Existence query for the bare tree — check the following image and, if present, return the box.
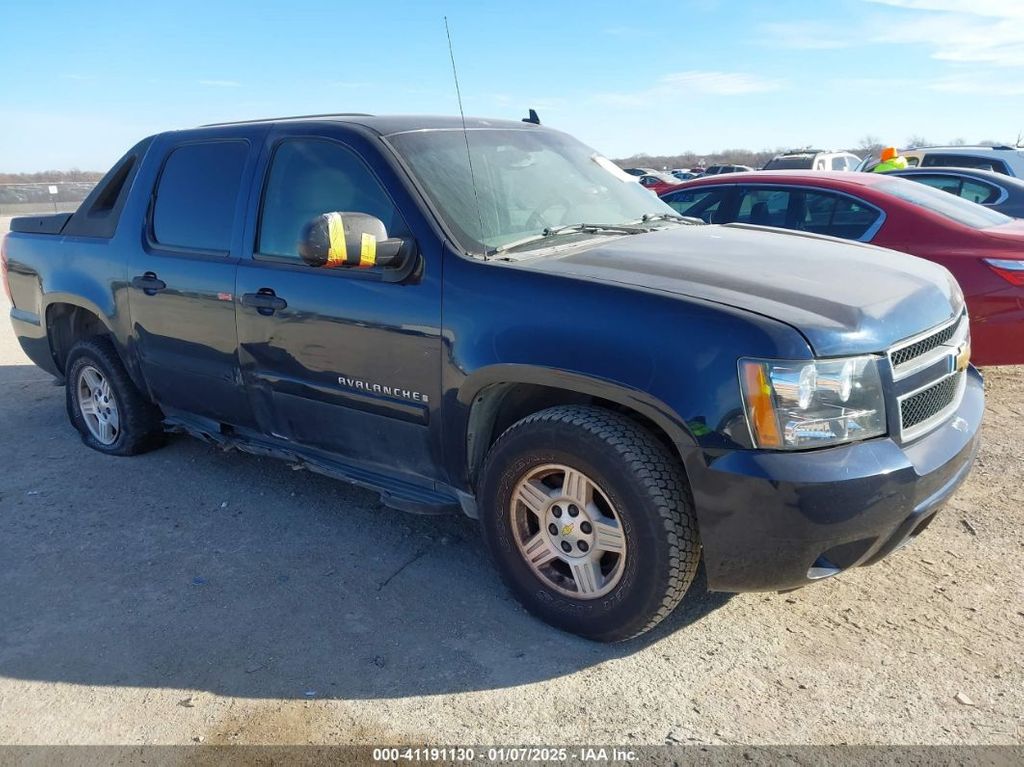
[615,147,784,171]
[857,135,884,157]
[905,135,930,148]
[0,169,104,184]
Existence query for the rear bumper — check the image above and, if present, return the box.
[9,306,60,377]
[690,366,983,592]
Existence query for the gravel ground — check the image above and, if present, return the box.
[0,216,1021,746]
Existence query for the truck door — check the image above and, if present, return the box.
[234,131,444,482]
[126,129,263,428]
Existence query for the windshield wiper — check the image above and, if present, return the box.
[634,212,705,227]
[491,222,647,255]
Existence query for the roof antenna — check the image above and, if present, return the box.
[444,16,486,252]
[523,109,541,125]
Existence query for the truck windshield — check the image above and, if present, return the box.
[387,128,677,254]
[877,177,1012,229]
[762,156,815,170]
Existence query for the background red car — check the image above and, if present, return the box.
[661,171,1024,366]
[637,172,685,196]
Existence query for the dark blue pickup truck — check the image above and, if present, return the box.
[2,115,982,640]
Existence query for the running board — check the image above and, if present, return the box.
[162,413,461,516]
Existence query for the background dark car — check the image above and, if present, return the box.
[622,166,658,177]
[702,164,753,175]
[888,167,1024,219]
[671,170,699,181]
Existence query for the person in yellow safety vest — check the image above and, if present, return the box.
[873,146,909,173]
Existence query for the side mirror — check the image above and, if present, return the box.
[298,212,410,270]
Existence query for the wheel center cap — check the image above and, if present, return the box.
[545,500,596,558]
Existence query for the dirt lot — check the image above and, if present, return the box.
[0,215,1021,746]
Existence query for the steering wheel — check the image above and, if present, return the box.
[525,193,572,231]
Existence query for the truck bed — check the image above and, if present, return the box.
[10,213,74,235]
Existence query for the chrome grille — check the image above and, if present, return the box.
[890,321,958,368]
[901,374,960,431]
[889,310,970,442]
[888,312,967,380]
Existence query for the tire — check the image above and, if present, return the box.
[478,405,701,642]
[65,336,165,456]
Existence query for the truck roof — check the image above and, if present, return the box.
[197,113,542,135]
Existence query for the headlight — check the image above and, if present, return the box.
[739,356,886,449]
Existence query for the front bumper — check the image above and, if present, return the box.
[689,366,983,592]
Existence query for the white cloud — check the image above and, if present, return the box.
[759,21,853,50]
[928,75,1024,95]
[863,0,1024,67]
[661,72,784,94]
[199,80,242,87]
[864,0,1024,17]
[593,70,784,107]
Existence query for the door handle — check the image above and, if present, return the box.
[131,272,166,295]
[241,289,287,315]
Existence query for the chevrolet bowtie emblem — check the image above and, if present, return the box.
[561,523,574,536]
[955,341,971,373]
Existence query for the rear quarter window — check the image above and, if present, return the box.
[152,140,249,252]
[961,179,1002,205]
[63,136,154,239]
[920,153,1010,175]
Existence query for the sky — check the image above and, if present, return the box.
[1,0,1023,172]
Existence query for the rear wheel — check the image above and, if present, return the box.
[479,405,701,641]
[65,337,165,456]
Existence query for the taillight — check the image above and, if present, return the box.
[1,234,11,304]
[984,258,1024,286]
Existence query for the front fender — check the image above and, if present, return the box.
[458,362,698,455]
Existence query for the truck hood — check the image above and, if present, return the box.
[519,224,963,357]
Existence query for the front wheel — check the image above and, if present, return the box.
[478,406,701,641]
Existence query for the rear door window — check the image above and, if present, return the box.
[735,187,791,227]
[798,192,881,240]
[152,141,249,252]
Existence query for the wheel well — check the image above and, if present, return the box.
[466,382,681,486]
[46,304,108,375]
